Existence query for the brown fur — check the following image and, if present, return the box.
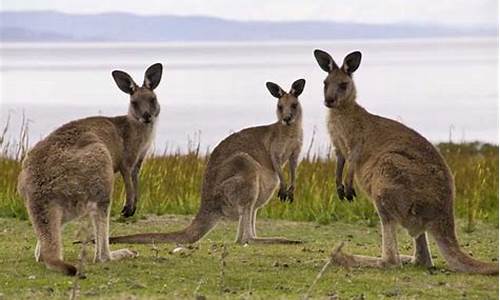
[314,49,498,275]
[17,63,163,275]
[108,79,306,245]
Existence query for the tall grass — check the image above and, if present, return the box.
[0,120,497,229]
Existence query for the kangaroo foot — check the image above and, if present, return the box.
[95,249,138,263]
[330,242,404,269]
[111,249,138,261]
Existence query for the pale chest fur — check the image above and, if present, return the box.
[327,112,350,157]
[121,121,156,168]
[137,125,156,164]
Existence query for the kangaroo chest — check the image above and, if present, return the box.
[275,132,302,165]
[327,116,351,157]
[117,123,155,170]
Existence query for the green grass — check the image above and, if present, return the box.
[1,140,498,229]
[0,215,497,299]
[0,122,498,298]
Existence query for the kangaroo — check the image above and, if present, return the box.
[17,63,163,275]
[107,79,306,245]
[313,49,498,275]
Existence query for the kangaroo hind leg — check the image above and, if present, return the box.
[249,206,303,244]
[332,199,406,269]
[89,201,137,262]
[410,232,433,268]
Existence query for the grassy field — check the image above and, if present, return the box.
[0,140,498,230]
[0,214,497,299]
[0,123,498,298]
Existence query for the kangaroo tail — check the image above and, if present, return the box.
[430,220,498,275]
[109,209,220,245]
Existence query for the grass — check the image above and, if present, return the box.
[0,135,498,229]
[0,121,498,298]
[0,214,497,299]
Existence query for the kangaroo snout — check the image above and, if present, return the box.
[142,112,152,123]
[283,115,293,125]
[324,97,336,108]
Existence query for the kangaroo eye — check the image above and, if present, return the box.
[291,103,297,110]
[278,104,283,111]
[338,82,348,90]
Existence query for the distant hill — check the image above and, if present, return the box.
[0,10,497,42]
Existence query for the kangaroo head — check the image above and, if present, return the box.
[314,50,362,109]
[112,63,163,124]
[266,79,306,126]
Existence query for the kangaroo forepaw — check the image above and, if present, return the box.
[345,186,356,202]
[278,186,294,203]
[336,184,346,200]
[121,204,136,218]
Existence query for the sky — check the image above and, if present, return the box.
[1,0,498,27]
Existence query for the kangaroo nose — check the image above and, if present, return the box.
[283,116,292,122]
[324,97,335,107]
[143,112,152,122]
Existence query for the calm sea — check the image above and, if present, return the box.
[1,37,498,155]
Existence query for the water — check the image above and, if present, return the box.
[1,38,498,156]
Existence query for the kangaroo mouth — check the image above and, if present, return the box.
[140,117,154,124]
[324,100,335,108]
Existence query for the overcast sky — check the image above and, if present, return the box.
[1,0,497,27]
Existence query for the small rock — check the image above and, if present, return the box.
[28,275,36,280]
[172,246,186,254]
[273,261,280,267]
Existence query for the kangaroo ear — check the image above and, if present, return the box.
[112,70,137,95]
[314,49,338,73]
[143,63,163,90]
[342,51,362,75]
[290,79,306,97]
[266,82,285,98]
